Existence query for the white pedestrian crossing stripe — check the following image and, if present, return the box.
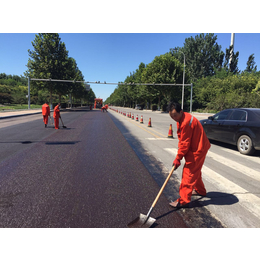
[164,147,260,219]
[202,166,260,219]
[219,146,260,164]
[207,150,260,182]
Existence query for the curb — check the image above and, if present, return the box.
[0,111,43,120]
[0,107,90,120]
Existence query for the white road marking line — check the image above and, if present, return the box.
[219,146,260,164]
[207,150,260,182]
[164,147,260,218]
[202,166,260,219]
[164,148,260,182]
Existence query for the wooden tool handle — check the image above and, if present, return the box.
[151,165,176,208]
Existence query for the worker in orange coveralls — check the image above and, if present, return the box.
[42,102,51,128]
[53,103,61,130]
[168,101,211,208]
[105,104,108,112]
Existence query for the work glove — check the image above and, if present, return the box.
[172,158,181,170]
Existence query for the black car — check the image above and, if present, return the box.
[200,108,260,155]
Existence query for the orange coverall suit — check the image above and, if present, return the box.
[53,105,60,129]
[42,103,50,125]
[176,112,211,205]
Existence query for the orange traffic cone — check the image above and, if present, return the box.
[132,114,134,120]
[140,115,143,123]
[136,115,138,121]
[148,118,152,127]
[168,124,173,138]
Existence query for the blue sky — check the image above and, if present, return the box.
[1,33,260,101]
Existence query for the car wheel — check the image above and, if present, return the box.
[237,135,255,155]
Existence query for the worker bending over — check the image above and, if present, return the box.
[53,103,61,130]
[168,101,211,208]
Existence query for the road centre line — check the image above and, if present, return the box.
[126,115,166,138]
[127,118,161,138]
[164,148,260,219]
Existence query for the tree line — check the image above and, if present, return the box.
[0,74,28,105]
[0,33,96,107]
[105,33,260,112]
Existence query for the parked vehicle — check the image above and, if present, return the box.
[200,108,260,155]
[135,104,142,110]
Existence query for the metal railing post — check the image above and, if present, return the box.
[190,83,193,113]
[28,77,31,109]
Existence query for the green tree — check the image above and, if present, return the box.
[0,85,13,104]
[195,73,260,111]
[141,53,183,108]
[171,33,224,82]
[122,62,146,107]
[26,33,70,106]
[56,57,85,104]
[12,85,28,105]
[245,54,257,72]
[223,45,239,74]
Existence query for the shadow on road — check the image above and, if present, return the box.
[189,191,239,208]
[45,141,80,145]
[153,192,238,228]
[0,140,80,145]
[209,139,260,157]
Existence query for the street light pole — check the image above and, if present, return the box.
[174,49,185,110]
[182,52,185,110]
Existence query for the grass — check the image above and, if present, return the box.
[0,104,42,111]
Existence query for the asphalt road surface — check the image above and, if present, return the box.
[109,106,260,228]
[0,108,224,228]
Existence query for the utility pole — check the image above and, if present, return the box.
[229,33,235,69]
[173,48,185,110]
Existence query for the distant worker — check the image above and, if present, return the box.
[42,101,51,128]
[101,106,106,112]
[53,103,61,129]
[105,104,108,112]
[167,101,211,208]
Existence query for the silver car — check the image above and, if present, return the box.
[135,104,142,110]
